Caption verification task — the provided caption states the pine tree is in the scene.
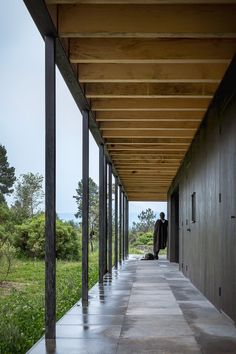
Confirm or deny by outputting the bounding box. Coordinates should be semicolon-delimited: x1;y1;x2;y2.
0;145;16;203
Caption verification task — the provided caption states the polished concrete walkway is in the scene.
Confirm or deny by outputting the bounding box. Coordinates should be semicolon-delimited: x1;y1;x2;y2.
29;256;236;354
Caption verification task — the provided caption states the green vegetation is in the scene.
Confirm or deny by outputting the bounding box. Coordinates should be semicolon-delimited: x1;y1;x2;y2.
14;214;81;260
0;144;16;204
12;172;44;220
129;209;167;256
0;257;98;354
0;144;166;353
74;177;99;252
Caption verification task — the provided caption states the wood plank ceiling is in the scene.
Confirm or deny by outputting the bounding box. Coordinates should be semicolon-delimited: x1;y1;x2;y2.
46;0;236;201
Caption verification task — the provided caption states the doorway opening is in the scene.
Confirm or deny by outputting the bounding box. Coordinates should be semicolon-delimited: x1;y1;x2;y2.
170;187;179;263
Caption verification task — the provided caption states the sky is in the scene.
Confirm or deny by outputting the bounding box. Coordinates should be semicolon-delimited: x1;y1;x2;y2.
0;1;167;225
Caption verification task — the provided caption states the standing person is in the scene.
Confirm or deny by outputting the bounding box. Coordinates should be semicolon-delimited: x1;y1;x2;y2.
153;212;168;260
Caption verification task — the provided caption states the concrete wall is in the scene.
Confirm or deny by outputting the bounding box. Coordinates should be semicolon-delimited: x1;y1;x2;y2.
168;57;236;323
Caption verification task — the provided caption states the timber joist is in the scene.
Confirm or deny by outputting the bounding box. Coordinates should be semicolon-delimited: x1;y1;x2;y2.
44;0;236;200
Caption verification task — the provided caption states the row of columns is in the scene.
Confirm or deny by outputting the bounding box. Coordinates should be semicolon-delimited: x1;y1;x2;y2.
45;36;129;340
98;146;129;284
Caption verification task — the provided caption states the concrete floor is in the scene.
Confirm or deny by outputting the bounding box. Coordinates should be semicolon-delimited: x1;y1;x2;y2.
28;256;236;354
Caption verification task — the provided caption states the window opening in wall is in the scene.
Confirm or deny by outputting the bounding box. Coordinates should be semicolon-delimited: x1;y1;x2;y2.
191;192;196;223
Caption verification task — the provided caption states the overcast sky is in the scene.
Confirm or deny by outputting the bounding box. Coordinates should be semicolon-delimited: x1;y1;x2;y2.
0;1;167;223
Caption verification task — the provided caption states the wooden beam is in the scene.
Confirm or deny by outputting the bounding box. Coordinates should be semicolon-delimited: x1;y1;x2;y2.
115;160;180;165
114;155;182;160
86;82;216;98
70;38;235;63
121;175;173;179
115;161;180;166
92;97;210;111
128;192;167;196
113;157;183;161
59;4;236;38
100;121;199;130
126;187;168;192
128;196;167;201
125;184;169;189
96;110;203;121
110;152;185;157
47;1;236;4
118;171;177;176
107;144;188;150
122;176;172;179
115;165;180;170
123;181;172;185
79;63;228;83
102;130;195;138
106;138;191;144
124;183;172;187
119;171;175;176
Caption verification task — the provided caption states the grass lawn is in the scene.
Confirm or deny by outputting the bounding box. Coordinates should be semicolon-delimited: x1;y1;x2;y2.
0;256;98;354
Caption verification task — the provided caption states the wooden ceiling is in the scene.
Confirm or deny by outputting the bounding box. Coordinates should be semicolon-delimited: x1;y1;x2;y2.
46;0;236;201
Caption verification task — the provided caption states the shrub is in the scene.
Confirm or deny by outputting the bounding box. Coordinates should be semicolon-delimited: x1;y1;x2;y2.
14;214;81;260
136;232;153;245
0;203;16;283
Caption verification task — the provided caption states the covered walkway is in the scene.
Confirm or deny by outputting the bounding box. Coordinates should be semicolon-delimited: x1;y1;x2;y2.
29;257;236;354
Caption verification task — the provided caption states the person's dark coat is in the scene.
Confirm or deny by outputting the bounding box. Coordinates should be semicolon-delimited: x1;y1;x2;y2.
153;219;168;253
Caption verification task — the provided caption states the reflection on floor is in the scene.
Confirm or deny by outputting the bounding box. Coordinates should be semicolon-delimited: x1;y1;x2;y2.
28;256;236;354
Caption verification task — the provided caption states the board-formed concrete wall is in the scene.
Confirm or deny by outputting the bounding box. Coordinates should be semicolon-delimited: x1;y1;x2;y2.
168;57;236;323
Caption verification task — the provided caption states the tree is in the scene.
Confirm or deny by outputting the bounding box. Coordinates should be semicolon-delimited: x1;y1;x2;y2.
13;173;44;219
74;177;99;251
0;145;16;203
14;214;81;260
134;208;156;233
0;203;16;283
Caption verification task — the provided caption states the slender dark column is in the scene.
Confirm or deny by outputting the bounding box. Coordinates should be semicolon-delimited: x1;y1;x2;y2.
124;196;129;259
108;164;113;273
104;159;108;275
119;186;122;263
114;177;118;268
126;198;129;258
122;192;125;261
123;195;126;259
45;36;56;340
82;110;89;303
99;145;105;283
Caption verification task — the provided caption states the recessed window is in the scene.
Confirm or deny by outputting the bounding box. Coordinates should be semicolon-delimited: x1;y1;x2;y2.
191;192;196;223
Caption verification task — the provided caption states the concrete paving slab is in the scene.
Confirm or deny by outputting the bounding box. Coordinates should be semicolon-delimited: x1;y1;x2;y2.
27;257;236;354
117;337;202;354
29;338;118;354
58;314;125;325
56;324;122;339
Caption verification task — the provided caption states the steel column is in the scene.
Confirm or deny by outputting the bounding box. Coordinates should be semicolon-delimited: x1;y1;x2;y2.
126;198;129;258
124;195;126;259
45;36;56;340
124;196;129;259
114;177;118;268
99;145;105;283
119;186;122;263
122;192;125;261
82;110;89;303
104;159;108;275
108;164;113;273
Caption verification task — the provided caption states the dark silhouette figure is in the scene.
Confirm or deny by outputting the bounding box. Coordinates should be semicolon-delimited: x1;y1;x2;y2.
153;212;168;259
